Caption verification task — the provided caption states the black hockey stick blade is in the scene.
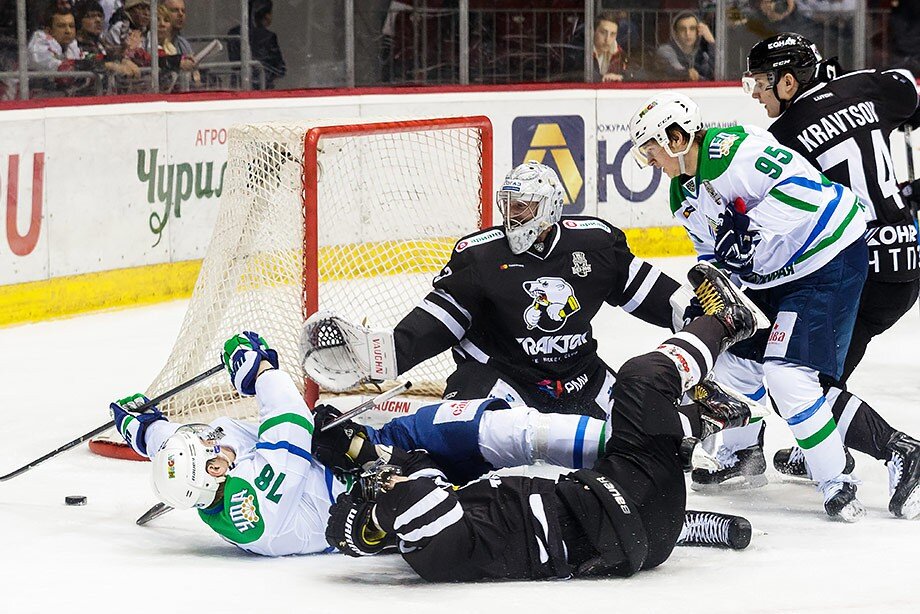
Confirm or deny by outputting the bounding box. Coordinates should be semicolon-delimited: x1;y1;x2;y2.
319;381;412;432
0;363;224;482
136;502;173;526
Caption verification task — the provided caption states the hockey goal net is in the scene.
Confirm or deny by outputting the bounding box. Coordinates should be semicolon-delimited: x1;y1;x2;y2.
90;116;493;459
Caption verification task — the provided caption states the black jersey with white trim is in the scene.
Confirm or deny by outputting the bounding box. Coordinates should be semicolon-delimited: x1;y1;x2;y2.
768;68;920;281
392;216;681;385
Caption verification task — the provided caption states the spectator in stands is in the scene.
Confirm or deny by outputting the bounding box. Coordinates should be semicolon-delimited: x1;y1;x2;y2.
228;0;286;89
155;2;196;90
744;0;820;40
591;9;626;82
74;0;139;77
99;0;120;31
655;12;715;82
0;0;17;99
103;0;149;57
28;5;81;72
164;0;193;57
891;0;920;73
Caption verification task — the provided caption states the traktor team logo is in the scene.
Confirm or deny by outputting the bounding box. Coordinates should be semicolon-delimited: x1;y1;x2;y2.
512;115;585;213
522;276;581;332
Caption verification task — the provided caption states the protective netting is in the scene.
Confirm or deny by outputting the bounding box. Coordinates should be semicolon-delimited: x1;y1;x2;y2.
140;117;488;424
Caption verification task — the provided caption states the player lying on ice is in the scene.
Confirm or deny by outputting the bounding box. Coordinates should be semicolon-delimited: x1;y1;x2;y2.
108;265;764;557
626;91;920;522
320;261;767;581
302;160;703;422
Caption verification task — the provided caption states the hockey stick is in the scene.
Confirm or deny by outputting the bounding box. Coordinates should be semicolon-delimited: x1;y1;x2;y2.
136;380;414;525
0;364;224;482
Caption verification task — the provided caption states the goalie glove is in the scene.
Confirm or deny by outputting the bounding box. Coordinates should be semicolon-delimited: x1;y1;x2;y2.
110;393;166;457
300;310;398;392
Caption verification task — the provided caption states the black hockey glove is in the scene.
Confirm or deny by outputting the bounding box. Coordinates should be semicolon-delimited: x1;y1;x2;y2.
714;207;758;275
312;404;374;475
325;491;397;557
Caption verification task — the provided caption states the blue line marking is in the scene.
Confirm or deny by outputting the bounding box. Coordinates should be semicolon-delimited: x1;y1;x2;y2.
786;397;825;426
573;415;589;469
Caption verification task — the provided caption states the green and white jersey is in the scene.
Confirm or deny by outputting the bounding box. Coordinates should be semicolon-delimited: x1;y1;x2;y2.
669;125;867;288
194;370;348;556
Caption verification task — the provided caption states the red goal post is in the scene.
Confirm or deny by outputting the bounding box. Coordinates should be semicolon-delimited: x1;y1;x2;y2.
90;115;493;461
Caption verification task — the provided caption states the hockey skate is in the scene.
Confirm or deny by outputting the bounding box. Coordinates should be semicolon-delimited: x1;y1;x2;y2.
687;261;770;350
691;379;754;440
678;510;753;550
773;445;855;480
691;422;768;492
820;474;866;522
886;431;920;520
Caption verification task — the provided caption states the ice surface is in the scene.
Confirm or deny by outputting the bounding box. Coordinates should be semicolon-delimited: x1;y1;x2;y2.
2;257;919;613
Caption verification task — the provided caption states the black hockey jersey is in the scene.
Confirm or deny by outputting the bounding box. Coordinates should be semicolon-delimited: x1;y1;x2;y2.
393;216;681;386
768;68;920;281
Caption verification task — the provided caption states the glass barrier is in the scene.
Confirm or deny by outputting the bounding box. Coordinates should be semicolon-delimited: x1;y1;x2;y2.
0;0;907;102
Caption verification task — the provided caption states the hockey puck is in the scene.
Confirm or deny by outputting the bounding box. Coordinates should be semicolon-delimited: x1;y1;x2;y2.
64;495;87;506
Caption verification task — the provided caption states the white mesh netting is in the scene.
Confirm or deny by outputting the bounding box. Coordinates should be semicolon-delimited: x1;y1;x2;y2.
142;117;488;424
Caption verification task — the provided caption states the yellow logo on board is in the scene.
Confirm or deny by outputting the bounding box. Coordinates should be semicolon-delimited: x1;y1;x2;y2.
521;123;584;205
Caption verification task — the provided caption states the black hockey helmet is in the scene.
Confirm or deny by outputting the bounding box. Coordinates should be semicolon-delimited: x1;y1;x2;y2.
744;33;824;108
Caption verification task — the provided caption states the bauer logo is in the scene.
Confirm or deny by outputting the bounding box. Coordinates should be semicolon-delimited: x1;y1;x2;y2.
512;116;585;213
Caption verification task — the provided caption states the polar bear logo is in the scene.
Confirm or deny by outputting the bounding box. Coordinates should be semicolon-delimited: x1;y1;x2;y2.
522;277;581;332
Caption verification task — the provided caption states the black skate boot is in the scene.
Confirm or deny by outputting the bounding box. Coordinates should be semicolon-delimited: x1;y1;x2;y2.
886;431;920;519
691;422;768;492
691;379;753;440
687;262;769;350
820;476;866;522
678;510;753;550
773;446;855;480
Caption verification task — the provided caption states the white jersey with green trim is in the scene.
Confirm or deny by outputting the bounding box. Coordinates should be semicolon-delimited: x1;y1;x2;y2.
669;125;867;289
137;370;348;556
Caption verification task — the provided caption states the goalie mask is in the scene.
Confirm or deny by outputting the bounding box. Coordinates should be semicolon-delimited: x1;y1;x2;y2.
629;92;702;175
496;161;566;254
151;424;228;510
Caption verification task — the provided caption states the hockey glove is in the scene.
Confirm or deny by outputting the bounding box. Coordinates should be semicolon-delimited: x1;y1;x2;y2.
326;491;397;557
714;207;758;275
109;393;166;457
221;331;279;396
312;404;375;475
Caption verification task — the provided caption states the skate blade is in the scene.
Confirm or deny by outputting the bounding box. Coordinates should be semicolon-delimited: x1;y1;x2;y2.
830;500;867;523
690;474;768;493
895;484;920;520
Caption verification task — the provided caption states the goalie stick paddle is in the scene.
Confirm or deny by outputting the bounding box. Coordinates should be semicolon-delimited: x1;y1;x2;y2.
0;363;224;482
136;381;413;526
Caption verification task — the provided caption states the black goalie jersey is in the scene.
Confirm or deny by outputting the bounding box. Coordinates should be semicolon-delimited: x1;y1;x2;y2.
393;216;681;388
768;68;920;281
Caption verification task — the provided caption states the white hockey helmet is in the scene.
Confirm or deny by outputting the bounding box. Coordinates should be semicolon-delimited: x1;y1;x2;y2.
496;161;566;254
150;425;224;510
628;92;702;173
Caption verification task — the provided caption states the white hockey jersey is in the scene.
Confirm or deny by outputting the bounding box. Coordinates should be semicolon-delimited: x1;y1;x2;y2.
134;370;348;556
669;125;867;289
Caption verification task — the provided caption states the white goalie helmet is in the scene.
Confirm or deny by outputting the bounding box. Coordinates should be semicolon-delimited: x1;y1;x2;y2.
496;161;566;254
151;425;225;510
628;92;702;171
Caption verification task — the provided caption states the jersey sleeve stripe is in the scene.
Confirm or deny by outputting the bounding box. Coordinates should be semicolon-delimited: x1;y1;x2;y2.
783;183;844;266
258;413;314;437
769;188;820;212
776;175;827;192
398;500;463;543
458;338;489;363
621;266;661;313
255;440;313;461
418;299;467;340
431;288;472;322
624;257;647;289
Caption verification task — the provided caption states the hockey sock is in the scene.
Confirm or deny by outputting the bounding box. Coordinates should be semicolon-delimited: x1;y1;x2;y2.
655;316;721;392
765;361;846;483
825;386;896;461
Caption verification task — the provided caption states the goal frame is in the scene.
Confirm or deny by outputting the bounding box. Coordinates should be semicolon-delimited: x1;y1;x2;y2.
301;116;494;403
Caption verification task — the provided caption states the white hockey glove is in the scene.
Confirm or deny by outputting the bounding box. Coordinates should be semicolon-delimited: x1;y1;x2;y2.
300;310;398;392
669;285;703;332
